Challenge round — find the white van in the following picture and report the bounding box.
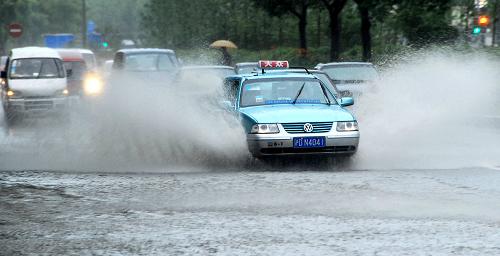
[1,47,68,116]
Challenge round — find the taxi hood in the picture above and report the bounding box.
[239,104,355,124]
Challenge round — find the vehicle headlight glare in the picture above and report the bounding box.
[251,123,279,134]
[7,90,15,97]
[336,121,358,132]
[84,78,102,95]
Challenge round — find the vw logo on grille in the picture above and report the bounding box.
[303,123,314,133]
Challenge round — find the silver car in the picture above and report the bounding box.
[315,62,379,98]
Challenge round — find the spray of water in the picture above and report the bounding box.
[0,48,499,172]
[0,68,249,172]
[353,49,500,170]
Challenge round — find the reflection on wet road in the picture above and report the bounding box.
[2,169,500,255]
[2,52,500,255]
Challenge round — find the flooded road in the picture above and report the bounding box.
[2,168,500,255]
[1,52,500,255]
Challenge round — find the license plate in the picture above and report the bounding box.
[293,137,326,148]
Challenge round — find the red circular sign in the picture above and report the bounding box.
[8,23,23,38]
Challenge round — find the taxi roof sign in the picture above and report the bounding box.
[259,60,289,69]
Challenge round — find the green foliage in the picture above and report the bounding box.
[142,0,303,50]
[393,0,459,46]
[86,0,147,48]
[0,0,466,62]
[0,0,81,51]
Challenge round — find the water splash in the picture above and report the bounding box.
[354,49,500,169]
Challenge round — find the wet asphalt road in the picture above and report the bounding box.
[1,96,500,255]
[2,167,500,255]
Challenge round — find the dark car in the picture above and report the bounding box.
[57,49,89,96]
[111,48,180,86]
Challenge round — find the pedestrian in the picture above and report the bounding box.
[220,47,232,66]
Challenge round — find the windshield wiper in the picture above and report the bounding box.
[36,62,45,79]
[292,82,306,104]
[319,82,332,105]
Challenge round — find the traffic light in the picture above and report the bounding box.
[478,15,490,27]
[472,26,482,35]
[102,41,109,48]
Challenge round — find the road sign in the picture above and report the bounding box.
[8,23,23,38]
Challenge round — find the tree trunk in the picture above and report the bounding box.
[322,0,348,61]
[298,5,308,56]
[299,11,307,55]
[328,9,342,61]
[358,5,371,61]
[317,9,321,47]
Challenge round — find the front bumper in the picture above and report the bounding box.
[6,97,69,113]
[247,123,359,157]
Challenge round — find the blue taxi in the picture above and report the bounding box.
[223,61,359,158]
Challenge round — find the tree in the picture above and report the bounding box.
[87,0,148,48]
[0,0,20,54]
[254,0,315,55]
[393,0,459,46]
[352,0,395,62]
[320,0,349,61]
[352,0,372,61]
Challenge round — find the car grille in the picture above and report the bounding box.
[24,100,53,111]
[261,146,355,155]
[282,122,333,133]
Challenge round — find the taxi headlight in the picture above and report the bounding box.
[336,121,358,132]
[251,123,280,134]
[83,77,103,95]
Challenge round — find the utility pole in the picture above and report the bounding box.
[492,0,498,46]
[82,0,87,48]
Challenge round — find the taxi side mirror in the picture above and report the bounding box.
[0,71,6,79]
[66,69,73,78]
[339,97,354,107]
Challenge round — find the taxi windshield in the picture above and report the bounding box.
[9,58,64,79]
[240,78,334,107]
[323,65,378,81]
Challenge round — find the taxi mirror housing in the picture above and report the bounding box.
[0,71,6,79]
[340,97,354,107]
[66,69,73,78]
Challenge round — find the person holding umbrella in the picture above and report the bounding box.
[210,40,237,66]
